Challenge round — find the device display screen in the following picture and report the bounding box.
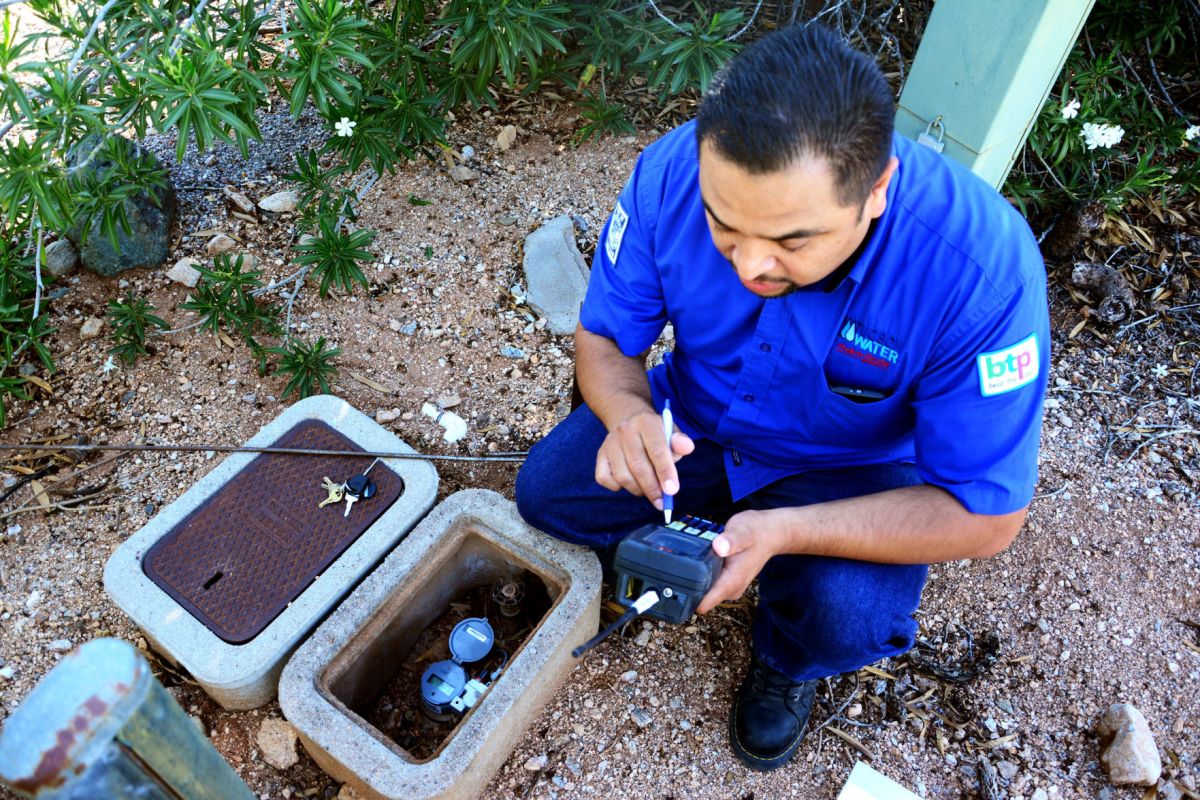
[428,674,454,696]
[645,529,708,557]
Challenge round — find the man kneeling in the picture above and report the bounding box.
[516,23,1048,771]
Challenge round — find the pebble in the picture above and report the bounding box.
[80,317,103,339]
[634,629,652,647]
[501,346,526,359]
[1031,790,1048,800]
[1096,703,1162,786]
[996,760,1019,780]
[497,125,517,151]
[6,525,21,536]
[398,322,417,335]
[206,234,237,255]
[167,257,202,288]
[242,393,257,404]
[621,670,638,683]
[461,145,475,160]
[223,187,256,215]
[524,754,548,771]
[47,639,73,651]
[630,708,652,728]
[258,191,299,214]
[256,718,300,770]
[44,239,79,277]
[26,590,42,610]
[498,214,518,226]
[376,408,400,424]
[679,719,692,732]
[0,666,13,680]
[437,394,462,409]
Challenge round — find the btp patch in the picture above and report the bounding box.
[976,333,1039,396]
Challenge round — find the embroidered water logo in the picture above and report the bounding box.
[835,319,900,369]
[976,334,1040,396]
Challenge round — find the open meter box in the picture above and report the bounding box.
[613,516,724,624]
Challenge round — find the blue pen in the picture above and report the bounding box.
[661,400,674,525]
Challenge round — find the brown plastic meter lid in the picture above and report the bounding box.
[143,419,405,644]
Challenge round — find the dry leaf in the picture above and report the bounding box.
[350,372,390,393]
[217,331,236,348]
[29,479,51,510]
[1069,318,1088,339]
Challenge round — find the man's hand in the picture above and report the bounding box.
[595,411,694,506]
[696,509,782,615]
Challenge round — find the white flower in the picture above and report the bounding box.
[1186,124,1200,142]
[101,356,117,374]
[1061,98,1080,119]
[1151,363,1169,380]
[333,117,357,138]
[1081,122,1125,150]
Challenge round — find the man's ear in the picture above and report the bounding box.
[865,156,899,221]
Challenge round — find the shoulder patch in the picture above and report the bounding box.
[977,334,1039,396]
[604,200,629,266]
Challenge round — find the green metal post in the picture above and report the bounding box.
[895,0,1098,189]
[0,638,255,800]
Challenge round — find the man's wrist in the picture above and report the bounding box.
[767,506,816,555]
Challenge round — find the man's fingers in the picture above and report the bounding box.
[697,570,744,614]
[594,452,618,492]
[711,529,750,559]
[645,427,679,498]
[620,429,664,500]
[669,431,695,462]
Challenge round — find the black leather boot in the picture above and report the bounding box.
[728,653,817,771]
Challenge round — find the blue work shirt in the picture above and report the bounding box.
[579,121,1049,516]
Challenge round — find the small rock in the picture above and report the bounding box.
[241,393,257,404]
[26,590,42,610]
[1030,790,1048,800]
[398,322,417,335]
[336,785,365,800]
[0,666,14,681]
[222,186,256,215]
[80,317,103,339]
[501,346,526,360]
[206,234,237,255]
[630,708,652,729]
[232,252,259,270]
[449,165,476,182]
[376,408,400,424]
[1097,703,1162,786]
[44,239,79,277]
[1159,782,1184,800]
[461,145,475,160]
[258,191,299,214]
[498,214,518,226]
[497,125,517,151]
[621,670,638,683]
[634,629,652,647]
[436,394,462,409]
[995,760,1019,780]
[167,257,202,288]
[47,639,73,652]
[256,718,299,770]
[523,754,548,771]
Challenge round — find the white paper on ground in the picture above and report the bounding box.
[836,761,922,800]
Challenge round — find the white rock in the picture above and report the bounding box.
[167,258,202,288]
[256,718,299,770]
[206,234,237,255]
[258,191,299,214]
[375,408,400,424]
[47,639,73,652]
[0,666,13,680]
[80,317,103,339]
[497,125,517,151]
[1097,703,1162,786]
[336,785,366,800]
[524,754,548,771]
[449,165,476,182]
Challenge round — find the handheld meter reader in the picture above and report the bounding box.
[573,514,725,658]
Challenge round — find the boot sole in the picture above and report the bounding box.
[727,706,809,772]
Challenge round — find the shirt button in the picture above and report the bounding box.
[759,342,772,352]
[743,393,755,403]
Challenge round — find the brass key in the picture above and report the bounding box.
[318,477,344,508]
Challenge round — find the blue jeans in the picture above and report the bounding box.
[515,404,929,681]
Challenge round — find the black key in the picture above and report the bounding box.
[344,474,377,499]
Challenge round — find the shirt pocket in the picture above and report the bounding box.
[799,380,914,451]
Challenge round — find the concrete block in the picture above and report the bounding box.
[104,395,438,710]
[278,490,601,800]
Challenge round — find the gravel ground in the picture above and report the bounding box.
[1,93,1199,800]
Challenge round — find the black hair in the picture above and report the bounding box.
[696,23,894,207]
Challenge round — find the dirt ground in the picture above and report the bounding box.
[1,92,1200,800]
